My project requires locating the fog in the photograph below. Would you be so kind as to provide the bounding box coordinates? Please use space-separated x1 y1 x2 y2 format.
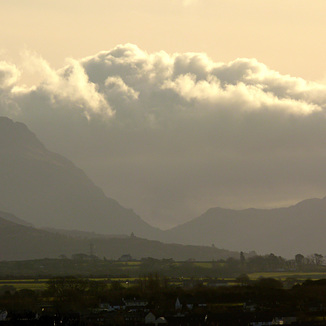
1 44 326 228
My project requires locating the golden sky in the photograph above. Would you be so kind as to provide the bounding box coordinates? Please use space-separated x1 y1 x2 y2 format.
1 0 326 82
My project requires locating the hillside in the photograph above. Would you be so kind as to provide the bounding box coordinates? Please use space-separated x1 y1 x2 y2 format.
0 216 241 261
165 197 326 257
0 117 161 238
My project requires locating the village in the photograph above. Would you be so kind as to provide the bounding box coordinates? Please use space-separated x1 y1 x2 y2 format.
2 275 326 325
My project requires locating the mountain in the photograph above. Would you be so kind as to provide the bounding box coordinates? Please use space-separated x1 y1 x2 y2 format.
3 116 326 258
41 227 129 239
0 215 241 261
0 117 161 237
165 197 326 257
0 210 33 227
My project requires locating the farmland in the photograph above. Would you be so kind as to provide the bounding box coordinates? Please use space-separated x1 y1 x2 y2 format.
2 269 326 292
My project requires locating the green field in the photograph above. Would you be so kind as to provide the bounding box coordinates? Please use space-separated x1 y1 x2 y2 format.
2 271 326 291
193 262 213 268
0 277 141 291
0 279 49 291
248 271 326 280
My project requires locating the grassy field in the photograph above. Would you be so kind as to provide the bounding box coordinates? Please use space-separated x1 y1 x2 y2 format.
193 262 213 268
2 270 326 292
248 271 326 280
0 279 49 291
0 277 142 291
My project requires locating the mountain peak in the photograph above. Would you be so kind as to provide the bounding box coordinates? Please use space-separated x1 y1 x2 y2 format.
0 116 44 152
0 117 162 238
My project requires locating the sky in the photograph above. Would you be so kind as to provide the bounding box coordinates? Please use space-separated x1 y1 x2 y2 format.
1 0 326 229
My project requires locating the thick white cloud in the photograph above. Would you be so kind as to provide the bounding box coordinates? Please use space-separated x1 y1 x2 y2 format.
14 52 112 119
1 44 326 228
0 61 20 89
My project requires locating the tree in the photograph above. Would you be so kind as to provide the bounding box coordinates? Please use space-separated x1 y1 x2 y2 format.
295 254 304 267
46 277 89 312
236 274 250 286
255 277 283 289
314 253 324 265
240 251 246 266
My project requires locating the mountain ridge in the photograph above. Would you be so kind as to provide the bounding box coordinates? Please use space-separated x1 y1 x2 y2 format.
0 116 162 238
0 215 243 261
164 196 326 257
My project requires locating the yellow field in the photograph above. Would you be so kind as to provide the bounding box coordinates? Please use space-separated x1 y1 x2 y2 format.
248 271 326 280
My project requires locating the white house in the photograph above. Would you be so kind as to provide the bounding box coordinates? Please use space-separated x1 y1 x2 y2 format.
145 312 156 324
156 317 167 325
175 297 182 310
0 311 7 321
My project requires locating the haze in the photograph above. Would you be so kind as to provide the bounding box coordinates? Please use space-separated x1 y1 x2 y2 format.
1 0 326 229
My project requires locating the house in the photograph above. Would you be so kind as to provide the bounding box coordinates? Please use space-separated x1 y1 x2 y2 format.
145 312 156 324
156 316 167 325
119 254 133 261
123 298 148 308
175 297 182 310
123 310 144 325
249 322 273 326
272 317 297 325
100 299 125 311
0 311 7 321
99 303 115 312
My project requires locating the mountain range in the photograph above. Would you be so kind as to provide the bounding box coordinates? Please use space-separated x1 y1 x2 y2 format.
1 116 326 259
165 198 326 257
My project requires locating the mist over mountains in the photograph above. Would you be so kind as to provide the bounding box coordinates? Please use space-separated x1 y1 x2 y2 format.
0 117 161 238
1 116 326 259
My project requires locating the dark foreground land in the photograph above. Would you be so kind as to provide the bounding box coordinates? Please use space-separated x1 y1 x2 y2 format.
2 275 326 325
2 254 326 325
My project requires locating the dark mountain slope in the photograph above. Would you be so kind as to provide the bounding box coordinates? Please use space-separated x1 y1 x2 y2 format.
165 197 326 257
0 216 241 261
0 216 81 261
0 117 161 237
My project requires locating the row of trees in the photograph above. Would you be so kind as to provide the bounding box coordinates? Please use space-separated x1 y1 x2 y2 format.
1 253 326 279
295 253 324 266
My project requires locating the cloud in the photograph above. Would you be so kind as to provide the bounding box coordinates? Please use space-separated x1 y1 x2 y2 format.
1 44 326 228
0 61 20 89
17 51 113 119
